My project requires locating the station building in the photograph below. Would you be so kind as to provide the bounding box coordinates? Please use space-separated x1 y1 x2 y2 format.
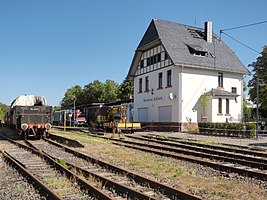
127 19 248 126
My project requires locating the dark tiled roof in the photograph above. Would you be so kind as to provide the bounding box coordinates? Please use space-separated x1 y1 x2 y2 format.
205 88 239 97
127 19 249 79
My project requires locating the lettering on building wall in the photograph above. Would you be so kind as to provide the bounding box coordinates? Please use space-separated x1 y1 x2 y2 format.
143 96 165 102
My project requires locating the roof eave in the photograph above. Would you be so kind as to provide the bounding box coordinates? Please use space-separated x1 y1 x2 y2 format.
174 63 248 74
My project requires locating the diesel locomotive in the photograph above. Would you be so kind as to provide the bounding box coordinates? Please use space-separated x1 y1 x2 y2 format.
5 95 52 138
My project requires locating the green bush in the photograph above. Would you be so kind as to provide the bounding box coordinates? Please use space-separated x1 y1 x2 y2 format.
197 122 256 138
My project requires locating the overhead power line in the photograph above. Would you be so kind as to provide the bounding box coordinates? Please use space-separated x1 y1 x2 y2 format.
220 20 267 54
220 20 267 32
222 32 260 54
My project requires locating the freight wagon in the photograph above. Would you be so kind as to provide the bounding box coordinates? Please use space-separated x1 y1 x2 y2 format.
5 95 52 138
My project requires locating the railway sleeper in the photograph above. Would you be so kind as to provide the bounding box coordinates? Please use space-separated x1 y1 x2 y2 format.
41 137 202 200
28 140 173 200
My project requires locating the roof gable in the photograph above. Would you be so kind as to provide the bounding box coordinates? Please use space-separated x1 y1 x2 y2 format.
127 19 249 80
137 20 159 48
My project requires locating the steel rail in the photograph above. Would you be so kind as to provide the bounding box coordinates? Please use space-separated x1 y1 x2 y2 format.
26 139 158 200
126 135 267 168
107 138 267 181
0 134 112 200
164 135 267 156
41 137 202 200
0 150 62 200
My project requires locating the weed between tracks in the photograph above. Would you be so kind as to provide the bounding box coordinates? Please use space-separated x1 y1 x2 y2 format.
14 187 25 194
57 159 69 168
50 129 267 200
85 175 103 189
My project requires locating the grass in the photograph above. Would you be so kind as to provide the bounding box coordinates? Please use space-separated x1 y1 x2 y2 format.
45 177 72 190
85 175 103 189
51 129 267 200
57 159 69 168
51 129 111 145
14 187 25 194
198 141 221 145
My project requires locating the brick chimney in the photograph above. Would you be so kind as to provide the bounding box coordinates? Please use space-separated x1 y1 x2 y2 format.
205 21 212 43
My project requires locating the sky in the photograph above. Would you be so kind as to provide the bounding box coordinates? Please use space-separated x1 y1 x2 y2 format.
0 0 266 106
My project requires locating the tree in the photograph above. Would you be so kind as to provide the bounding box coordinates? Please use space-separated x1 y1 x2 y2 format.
104 80 119 103
117 79 134 100
198 89 211 121
61 85 83 109
248 46 267 118
243 81 252 118
0 103 8 121
60 79 121 108
81 80 120 105
83 80 106 105
53 105 61 111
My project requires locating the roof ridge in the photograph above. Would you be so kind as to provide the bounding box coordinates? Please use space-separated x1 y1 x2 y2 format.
153 18 204 30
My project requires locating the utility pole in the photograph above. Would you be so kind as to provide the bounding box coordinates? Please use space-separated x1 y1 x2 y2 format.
256 77 259 138
73 97 76 127
64 110 66 132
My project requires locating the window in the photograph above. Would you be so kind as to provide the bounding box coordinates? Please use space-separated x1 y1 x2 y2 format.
147 57 151 66
145 76 149 92
231 87 237 102
226 98 230 114
153 55 157 64
218 73 223 87
194 51 207 57
158 72 163 89
167 70 172 87
165 52 169 60
187 45 207 57
140 60 144 68
231 87 237 94
146 53 162 66
157 53 161 62
139 78 142 93
218 98 222 114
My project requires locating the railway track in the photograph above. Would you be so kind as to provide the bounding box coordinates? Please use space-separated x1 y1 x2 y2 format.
90 134 267 181
26 137 202 200
0 149 47 200
145 134 267 157
0 134 112 199
126 135 267 169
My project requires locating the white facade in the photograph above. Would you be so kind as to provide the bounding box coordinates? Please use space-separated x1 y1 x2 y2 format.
133 45 244 123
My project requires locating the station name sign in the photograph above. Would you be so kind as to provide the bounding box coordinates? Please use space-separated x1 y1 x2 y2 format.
143 96 165 102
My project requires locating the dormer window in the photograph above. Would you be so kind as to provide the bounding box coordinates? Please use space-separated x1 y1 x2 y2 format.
194 51 207 57
187 44 208 57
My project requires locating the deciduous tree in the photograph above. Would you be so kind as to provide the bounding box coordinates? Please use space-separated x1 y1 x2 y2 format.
61 85 83 109
0 103 8 121
248 46 267 118
243 81 252 119
117 79 134 100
